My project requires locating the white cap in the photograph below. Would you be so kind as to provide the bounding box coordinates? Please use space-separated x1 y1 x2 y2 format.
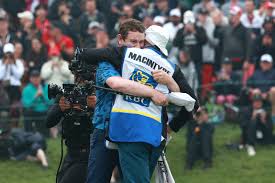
170 8 181 17
145 25 169 56
260 54 273 63
17 11 34 20
153 16 166 25
229 6 242 16
3 43 15 54
183 10 195 24
88 21 101 29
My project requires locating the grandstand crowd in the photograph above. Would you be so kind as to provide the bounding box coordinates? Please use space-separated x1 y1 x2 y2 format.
0 0 275 172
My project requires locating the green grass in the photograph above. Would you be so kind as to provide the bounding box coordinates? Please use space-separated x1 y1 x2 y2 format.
1 123 275 183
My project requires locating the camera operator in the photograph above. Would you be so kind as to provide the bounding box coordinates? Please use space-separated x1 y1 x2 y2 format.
186 107 214 170
240 94 273 156
46 73 95 183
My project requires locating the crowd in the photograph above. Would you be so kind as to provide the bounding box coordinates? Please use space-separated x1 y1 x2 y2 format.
0 0 275 179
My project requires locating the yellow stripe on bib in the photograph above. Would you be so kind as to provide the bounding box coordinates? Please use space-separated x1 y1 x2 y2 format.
111 108 161 122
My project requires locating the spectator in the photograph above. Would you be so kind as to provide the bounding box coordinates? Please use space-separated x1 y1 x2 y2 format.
0 43 24 104
192 0 217 15
221 0 245 17
131 0 148 21
82 21 103 48
163 8 183 41
48 22 75 61
142 15 154 28
239 94 273 156
186 107 214 170
79 0 105 41
172 10 207 72
21 70 52 137
260 1 275 20
56 1 79 45
215 58 240 105
16 10 35 52
153 16 166 26
40 49 74 87
0 9 16 58
25 37 48 73
34 4 51 46
247 54 275 123
197 8 216 97
218 6 252 70
240 0 263 37
122 4 134 19
0 127 48 168
95 30 110 48
253 32 275 69
14 41 24 61
170 47 198 95
211 9 229 71
152 0 170 17
25 0 47 12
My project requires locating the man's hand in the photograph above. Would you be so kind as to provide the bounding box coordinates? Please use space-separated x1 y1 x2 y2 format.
59 97 71 112
151 90 168 106
152 70 180 92
152 70 172 85
35 88 43 98
87 96 96 108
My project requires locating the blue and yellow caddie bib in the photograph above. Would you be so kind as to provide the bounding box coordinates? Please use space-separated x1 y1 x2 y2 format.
109 47 175 147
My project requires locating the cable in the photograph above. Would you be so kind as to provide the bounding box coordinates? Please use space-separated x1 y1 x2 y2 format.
56 118 65 183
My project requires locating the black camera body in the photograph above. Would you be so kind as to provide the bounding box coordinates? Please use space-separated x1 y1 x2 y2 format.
48 47 96 116
48 83 95 116
69 47 96 81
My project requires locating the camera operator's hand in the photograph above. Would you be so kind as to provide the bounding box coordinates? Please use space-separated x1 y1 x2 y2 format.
151 90 168 106
87 96 96 108
59 97 71 112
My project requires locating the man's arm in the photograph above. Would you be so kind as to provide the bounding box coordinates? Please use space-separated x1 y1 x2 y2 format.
169 65 200 132
46 96 63 128
98 62 168 106
106 76 168 106
81 46 126 68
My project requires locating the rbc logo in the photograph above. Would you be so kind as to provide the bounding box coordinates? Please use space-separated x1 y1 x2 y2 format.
124 69 158 107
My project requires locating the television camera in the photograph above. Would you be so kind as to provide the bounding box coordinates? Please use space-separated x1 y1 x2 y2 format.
48 47 96 117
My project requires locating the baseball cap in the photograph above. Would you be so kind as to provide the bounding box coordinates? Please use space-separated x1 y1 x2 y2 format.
222 57 232 64
230 6 242 16
145 25 169 56
169 8 181 17
17 11 34 20
3 43 15 54
30 70 40 77
265 2 275 9
260 54 273 63
0 9 7 20
88 21 101 29
198 8 208 15
153 16 166 25
183 10 195 24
